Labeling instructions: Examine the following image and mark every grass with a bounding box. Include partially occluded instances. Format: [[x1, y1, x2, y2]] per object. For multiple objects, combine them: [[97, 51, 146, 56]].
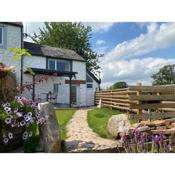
[[87, 108, 121, 139], [24, 108, 76, 152], [55, 108, 76, 141]]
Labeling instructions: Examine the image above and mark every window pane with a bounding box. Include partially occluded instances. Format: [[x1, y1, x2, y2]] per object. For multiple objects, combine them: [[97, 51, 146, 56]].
[[48, 60, 55, 70], [57, 61, 65, 71], [57, 60, 70, 72], [64, 62, 70, 71], [0, 28, 2, 44], [87, 84, 93, 88], [53, 84, 59, 93]]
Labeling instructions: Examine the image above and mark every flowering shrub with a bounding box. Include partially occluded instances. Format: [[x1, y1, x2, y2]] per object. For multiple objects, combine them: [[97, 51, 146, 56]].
[[0, 96, 47, 146], [121, 129, 175, 153], [0, 62, 14, 78]]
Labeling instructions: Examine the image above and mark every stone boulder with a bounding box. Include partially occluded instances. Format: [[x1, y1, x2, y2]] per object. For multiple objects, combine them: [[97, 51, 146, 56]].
[[0, 72, 17, 103], [38, 102, 61, 153], [107, 114, 131, 138]]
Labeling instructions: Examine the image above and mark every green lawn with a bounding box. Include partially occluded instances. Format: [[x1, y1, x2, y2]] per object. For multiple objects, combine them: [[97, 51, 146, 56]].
[[87, 108, 121, 139], [56, 108, 76, 141]]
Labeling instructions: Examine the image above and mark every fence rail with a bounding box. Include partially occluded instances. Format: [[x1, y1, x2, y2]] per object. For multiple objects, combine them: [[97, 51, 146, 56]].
[[95, 84, 175, 119]]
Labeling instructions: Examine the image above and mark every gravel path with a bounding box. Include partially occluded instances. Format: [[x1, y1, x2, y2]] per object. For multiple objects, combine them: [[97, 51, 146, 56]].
[[65, 108, 121, 153]]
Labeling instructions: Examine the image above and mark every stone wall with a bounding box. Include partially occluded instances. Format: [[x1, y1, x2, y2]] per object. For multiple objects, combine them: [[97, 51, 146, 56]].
[[130, 118, 175, 135]]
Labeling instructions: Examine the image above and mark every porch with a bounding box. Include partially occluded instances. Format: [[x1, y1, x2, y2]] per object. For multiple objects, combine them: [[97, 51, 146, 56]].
[[24, 67, 78, 107]]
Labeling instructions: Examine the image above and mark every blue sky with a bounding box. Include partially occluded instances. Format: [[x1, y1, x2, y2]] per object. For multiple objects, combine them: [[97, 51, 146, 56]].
[[24, 22, 175, 88]]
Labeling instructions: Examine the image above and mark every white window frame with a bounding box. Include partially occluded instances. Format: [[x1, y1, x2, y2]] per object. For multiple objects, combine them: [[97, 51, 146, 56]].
[[48, 58, 70, 72], [0, 27, 3, 46]]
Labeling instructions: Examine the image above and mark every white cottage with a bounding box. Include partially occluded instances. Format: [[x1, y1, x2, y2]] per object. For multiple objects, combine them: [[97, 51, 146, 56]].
[[0, 22, 101, 107]]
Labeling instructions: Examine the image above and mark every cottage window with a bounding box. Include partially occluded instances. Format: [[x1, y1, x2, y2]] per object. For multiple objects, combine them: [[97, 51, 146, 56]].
[[87, 84, 93, 88], [48, 59, 70, 72], [0, 27, 3, 45], [48, 59, 55, 70], [57, 60, 70, 72]]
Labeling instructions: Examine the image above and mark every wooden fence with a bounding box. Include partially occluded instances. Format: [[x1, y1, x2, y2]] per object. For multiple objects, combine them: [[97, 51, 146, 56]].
[[95, 84, 175, 119]]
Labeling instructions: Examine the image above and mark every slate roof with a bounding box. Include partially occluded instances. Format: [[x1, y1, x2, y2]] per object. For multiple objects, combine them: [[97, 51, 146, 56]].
[[24, 41, 85, 62], [87, 69, 101, 84]]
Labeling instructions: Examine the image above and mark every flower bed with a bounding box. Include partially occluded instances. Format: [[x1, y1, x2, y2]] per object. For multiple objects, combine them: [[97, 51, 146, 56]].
[[120, 119, 175, 153], [0, 96, 47, 152]]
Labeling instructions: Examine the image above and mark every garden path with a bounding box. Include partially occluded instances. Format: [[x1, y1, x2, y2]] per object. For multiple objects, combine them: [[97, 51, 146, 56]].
[[65, 108, 121, 153]]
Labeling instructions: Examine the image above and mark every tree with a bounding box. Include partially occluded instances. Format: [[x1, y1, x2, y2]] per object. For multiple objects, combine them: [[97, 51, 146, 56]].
[[32, 22, 101, 74], [152, 64, 175, 85], [108, 81, 128, 90]]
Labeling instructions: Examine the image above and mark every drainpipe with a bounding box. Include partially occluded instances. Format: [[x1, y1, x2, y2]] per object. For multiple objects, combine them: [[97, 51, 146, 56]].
[[69, 75, 72, 108], [32, 74, 36, 101], [20, 25, 24, 94]]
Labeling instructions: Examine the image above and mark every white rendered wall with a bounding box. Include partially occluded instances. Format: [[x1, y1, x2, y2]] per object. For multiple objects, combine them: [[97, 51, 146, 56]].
[[0, 24, 22, 85]]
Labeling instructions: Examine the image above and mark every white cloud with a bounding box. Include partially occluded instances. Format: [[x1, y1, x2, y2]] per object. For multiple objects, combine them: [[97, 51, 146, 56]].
[[103, 22, 175, 63], [101, 57, 175, 88], [84, 22, 115, 33], [23, 22, 45, 42], [96, 39, 106, 46]]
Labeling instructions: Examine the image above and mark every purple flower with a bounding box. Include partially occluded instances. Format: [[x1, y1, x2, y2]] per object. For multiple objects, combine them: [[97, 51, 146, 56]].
[[16, 96, 22, 103], [163, 141, 171, 152], [2, 103, 10, 108], [135, 129, 141, 136], [26, 112, 32, 117], [37, 117, 46, 125], [22, 131, 28, 140], [4, 107, 11, 114], [20, 120, 26, 126], [16, 112, 23, 117], [35, 112, 41, 119], [13, 108, 18, 113], [24, 115, 31, 122], [3, 138, 9, 144], [5, 117, 12, 125], [153, 135, 160, 146], [28, 131, 33, 137], [8, 132, 13, 139], [31, 102, 37, 108]]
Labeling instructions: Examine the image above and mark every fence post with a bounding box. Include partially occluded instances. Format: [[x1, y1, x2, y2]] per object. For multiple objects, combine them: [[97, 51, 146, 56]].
[[136, 82, 142, 121], [110, 90, 113, 110]]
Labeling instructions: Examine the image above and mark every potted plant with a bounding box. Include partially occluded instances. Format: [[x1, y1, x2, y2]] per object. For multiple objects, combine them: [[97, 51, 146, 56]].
[[0, 63, 13, 78]]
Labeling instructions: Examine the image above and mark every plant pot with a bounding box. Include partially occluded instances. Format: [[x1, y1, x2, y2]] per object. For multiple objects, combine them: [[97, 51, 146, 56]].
[[0, 71, 8, 79]]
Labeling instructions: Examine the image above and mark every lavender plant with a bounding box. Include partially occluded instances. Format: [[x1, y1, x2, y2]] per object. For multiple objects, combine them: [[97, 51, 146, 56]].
[[121, 129, 175, 153]]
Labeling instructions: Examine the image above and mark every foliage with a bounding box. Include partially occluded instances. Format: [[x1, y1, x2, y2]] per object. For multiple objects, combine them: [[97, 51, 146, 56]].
[[108, 81, 128, 90], [55, 108, 76, 141], [152, 64, 175, 85], [0, 96, 47, 147], [9, 48, 32, 60], [32, 22, 101, 74], [87, 108, 121, 139], [121, 129, 175, 153], [0, 63, 13, 77]]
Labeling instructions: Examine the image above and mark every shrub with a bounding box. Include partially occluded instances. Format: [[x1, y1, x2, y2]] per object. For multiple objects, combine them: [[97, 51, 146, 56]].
[[0, 96, 47, 151]]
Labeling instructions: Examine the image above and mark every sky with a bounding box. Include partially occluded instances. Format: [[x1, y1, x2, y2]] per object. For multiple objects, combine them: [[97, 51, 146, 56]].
[[23, 22, 175, 88]]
